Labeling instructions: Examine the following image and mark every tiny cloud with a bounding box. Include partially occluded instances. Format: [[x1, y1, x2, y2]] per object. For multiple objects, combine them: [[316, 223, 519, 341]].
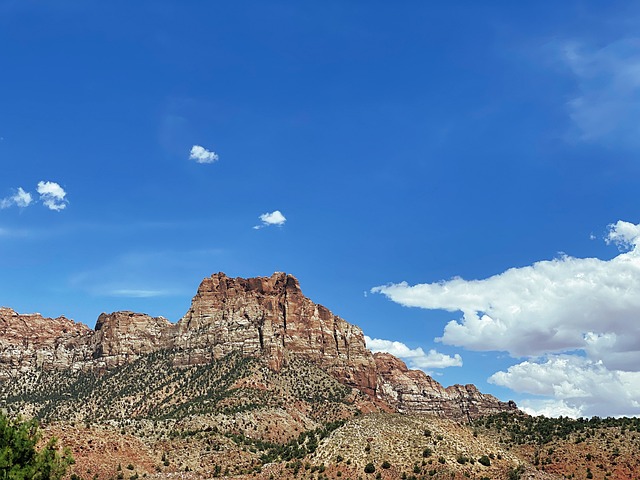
[[0, 187, 32, 209], [37, 181, 68, 211], [106, 288, 172, 298], [253, 210, 286, 229], [189, 145, 219, 164], [365, 335, 463, 372]]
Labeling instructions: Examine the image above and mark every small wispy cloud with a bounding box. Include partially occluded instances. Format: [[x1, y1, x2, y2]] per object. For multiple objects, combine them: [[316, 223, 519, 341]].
[[189, 145, 219, 164], [106, 288, 173, 298], [0, 187, 32, 209], [0, 226, 29, 238], [37, 181, 68, 211], [563, 38, 640, 146], [253, 210, 287, 229]]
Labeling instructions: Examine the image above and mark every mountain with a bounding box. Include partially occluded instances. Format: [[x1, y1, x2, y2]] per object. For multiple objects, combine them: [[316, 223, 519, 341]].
[[0, 272, 516, 422], [0, 272, 549, 479]]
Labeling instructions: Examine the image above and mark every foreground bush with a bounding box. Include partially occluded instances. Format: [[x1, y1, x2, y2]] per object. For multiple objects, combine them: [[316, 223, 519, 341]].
[[0, 412, 73, 480]]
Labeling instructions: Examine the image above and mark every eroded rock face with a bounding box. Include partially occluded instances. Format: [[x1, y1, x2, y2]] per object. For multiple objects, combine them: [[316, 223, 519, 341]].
[[90, 311, 173, 369], [374, 352, 518, 421], [0, 307, 93, 380], [173, 272, 378, 396], [0, 273, 518, 419]]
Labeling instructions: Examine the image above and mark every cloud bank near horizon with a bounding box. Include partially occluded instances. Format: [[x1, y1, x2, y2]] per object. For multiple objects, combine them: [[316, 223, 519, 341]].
[[373, 220, 640, 417]]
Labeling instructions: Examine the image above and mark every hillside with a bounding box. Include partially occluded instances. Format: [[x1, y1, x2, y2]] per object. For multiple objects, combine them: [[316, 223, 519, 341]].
[[0, 271, 534, 479]]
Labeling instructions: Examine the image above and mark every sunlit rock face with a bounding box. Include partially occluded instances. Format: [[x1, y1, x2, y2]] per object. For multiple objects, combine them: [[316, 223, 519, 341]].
[[0, 307, 93, 380], [172, 272, 379, 397], [374, 352, 518, 420], [0, 273, 518, 420]]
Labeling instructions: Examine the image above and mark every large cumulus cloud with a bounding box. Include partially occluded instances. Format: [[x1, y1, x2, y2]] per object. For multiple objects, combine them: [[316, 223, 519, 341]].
[[373, 221, 640, 416]]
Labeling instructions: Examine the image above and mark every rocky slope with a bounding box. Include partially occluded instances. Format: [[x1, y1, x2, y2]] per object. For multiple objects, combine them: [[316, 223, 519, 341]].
[[0, 272, 517, 420], [374, 353, 517, 421]]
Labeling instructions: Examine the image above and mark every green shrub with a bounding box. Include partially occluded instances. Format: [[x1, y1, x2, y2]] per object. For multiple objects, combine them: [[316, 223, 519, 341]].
[[381, 460, 391, 469], [364, 463, 376, 474], [478, 455, 491, 466], [423, 447, 432, 457], [0, 413, 73, 480], [508, 465, 525, 480]]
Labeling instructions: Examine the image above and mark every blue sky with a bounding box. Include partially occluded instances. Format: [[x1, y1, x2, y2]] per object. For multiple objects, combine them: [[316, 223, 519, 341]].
[[2, 1, 640, 417]]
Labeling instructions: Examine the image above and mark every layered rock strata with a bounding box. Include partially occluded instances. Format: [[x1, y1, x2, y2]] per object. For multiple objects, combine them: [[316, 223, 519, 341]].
[[0, 273, 518, 419], [0, 307, 92, 380], [374, 353, 517, 420], [171, 273, 378, 395]]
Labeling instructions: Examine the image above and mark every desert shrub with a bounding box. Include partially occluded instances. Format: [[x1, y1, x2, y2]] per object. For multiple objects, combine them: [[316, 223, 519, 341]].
[[364, 463, 376, 474], [478, 455, 491, 466], [508, 464, 525, 480]]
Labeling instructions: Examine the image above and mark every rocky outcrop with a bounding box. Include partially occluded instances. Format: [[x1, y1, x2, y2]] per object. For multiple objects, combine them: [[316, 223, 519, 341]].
[[374, 353, 518, 421], [90, 311, 172, 369], [0, 273, 518, 420], [0, 307, 93, 380], [172, 272, 378, 396]]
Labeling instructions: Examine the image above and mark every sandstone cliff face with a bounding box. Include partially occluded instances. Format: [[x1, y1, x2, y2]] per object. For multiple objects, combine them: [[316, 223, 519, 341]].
[[0, 307, 93, 380], [172, 272, 378, 396], [0, 273, 518, 419], [374, 352, 518, 420], [90, 311, 172, 369]]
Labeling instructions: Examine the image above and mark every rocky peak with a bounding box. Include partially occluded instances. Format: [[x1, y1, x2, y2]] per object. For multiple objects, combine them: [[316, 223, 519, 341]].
[[0, 273, 519, 420], [174, 272, 379, 396]]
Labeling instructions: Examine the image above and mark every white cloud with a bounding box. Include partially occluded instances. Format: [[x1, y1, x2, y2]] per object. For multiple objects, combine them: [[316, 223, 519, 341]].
[[490, 356, 640, 417], [373, 223, 640, 362], [563, 39, 640, 146], [365, 335, 462, 371], [0, 187, 32, 209], [373, 220, 640, 416], [37, 181, 68, 211], [253, 210, 286, 229], [189, 145, 219, 164], [606, 220, 640, 250], [106, 288, 172, 298], [518, 398, 584, 419]]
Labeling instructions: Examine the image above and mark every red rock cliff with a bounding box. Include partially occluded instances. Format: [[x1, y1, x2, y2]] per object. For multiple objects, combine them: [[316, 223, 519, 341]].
[[0, 273, 518, 419], [172, 272, 378, 396]]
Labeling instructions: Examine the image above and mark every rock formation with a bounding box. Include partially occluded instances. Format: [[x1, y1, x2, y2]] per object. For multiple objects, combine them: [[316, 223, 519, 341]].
[[0, 272, 518, 420], [171, 273, 378, 396], [0, 307, 92, 380], [374, 353, 517, 420], [91, 311, 172, 369]]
